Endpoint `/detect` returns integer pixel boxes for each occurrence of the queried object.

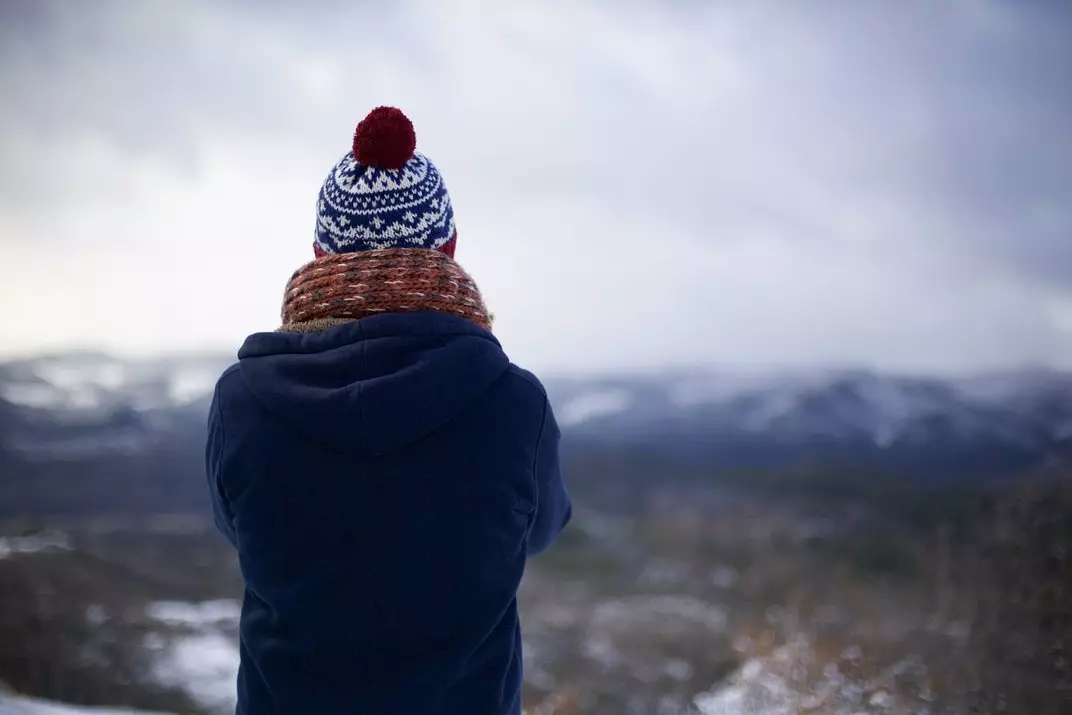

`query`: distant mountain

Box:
[545,368,1072,478]
[0,350,226,412]
[0,353,229,518]
[0,353,1070,517]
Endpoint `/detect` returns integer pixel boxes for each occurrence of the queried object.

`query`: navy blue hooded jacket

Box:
[205,313,571,715]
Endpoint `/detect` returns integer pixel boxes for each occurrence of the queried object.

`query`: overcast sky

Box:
[1,0,1070,374]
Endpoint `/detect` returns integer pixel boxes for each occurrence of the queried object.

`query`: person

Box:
[205,107,572,715]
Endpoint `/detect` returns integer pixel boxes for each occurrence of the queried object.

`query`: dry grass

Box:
[968,473,1072,714]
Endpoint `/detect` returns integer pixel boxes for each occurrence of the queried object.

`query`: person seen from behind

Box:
[205,107,572,715]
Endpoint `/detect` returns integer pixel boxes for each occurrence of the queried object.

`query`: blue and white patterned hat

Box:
[314,107,456,255]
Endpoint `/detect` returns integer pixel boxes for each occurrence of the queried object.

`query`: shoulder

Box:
[213,363,244,397]
[493,365,555,437]
[502,364,549,403]
[211,363,250,414]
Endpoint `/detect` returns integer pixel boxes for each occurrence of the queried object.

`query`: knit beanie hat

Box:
[314,107,457,256]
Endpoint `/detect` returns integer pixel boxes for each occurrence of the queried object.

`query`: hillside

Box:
[1,353,1070,517]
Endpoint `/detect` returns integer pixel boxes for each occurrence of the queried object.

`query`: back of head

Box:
[283,106,489,332]
[314,106,458,259]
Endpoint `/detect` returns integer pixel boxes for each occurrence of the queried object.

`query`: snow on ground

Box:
[0,694,170,715]
[145,600,240,628]
[142,601,240,715]
[695,659,798,715]
[0,382,69,410]
[0,532,71,560]
[0,601,240,715]
[556,389,633,426]
[147,632,237,715]
[47,596,953,715]
[694,637,937,715]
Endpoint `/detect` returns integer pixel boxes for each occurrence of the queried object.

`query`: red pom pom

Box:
[352,107,417,170]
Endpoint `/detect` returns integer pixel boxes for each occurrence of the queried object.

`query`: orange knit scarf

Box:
[281,249,492,333]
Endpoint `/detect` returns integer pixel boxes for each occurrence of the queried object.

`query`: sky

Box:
[0,0,1070,375]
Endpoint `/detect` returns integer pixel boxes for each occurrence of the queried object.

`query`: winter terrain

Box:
[1,352,1070,479]
[0,694,167,715]
[1,351,1068,713]
[0,507,984,715]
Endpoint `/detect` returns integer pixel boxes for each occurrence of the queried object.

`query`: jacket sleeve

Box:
[206,384,238,549]
[527,397,572,556]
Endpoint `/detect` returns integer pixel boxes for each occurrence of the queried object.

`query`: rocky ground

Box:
[2,480,1060,714]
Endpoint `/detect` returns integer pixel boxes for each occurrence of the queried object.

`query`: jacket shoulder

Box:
[212,363,245,403]
[494,366,553,444]
[503,364,549,403]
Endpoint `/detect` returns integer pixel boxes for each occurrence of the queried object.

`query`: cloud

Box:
[0,0,1070,372]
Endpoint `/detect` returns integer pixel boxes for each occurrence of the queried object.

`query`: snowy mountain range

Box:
[548,367,1072,447]
[0,352,1070,494]
[0,351,224,415]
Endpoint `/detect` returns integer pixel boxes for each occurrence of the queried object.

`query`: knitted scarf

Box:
[280,248,492,334]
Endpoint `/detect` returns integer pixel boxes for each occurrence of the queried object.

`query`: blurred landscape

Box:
[3,1,1072,713]
[1,353,1070,714]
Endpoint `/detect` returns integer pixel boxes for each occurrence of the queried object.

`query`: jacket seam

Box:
[529,396,549,518]
[211,381,230,509]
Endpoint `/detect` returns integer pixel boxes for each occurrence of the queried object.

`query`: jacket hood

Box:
[237,313,510,457]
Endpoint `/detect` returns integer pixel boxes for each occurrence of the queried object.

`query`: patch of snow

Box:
[557,389,633,427]
[0,532,71,560]
[665,368,1049,449]
[29,361,128,410]
[850,377,946,441]
[694,657,797,715]
[737,384,807,433]
[869,690,893,708]
[166,367,220,405]
[85,605,108,627]
[581,634,621,668]
[0,694,171,715]
[0,382,65,410]
[740,372,957,446]
[143,601,240,715]
[664,658,693,682]
[711,566,739,589]
[1,355,230,413]
[148,632,238,715]
[33,360,126,392]
[696,639,935,715]
[146,600,241,628]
